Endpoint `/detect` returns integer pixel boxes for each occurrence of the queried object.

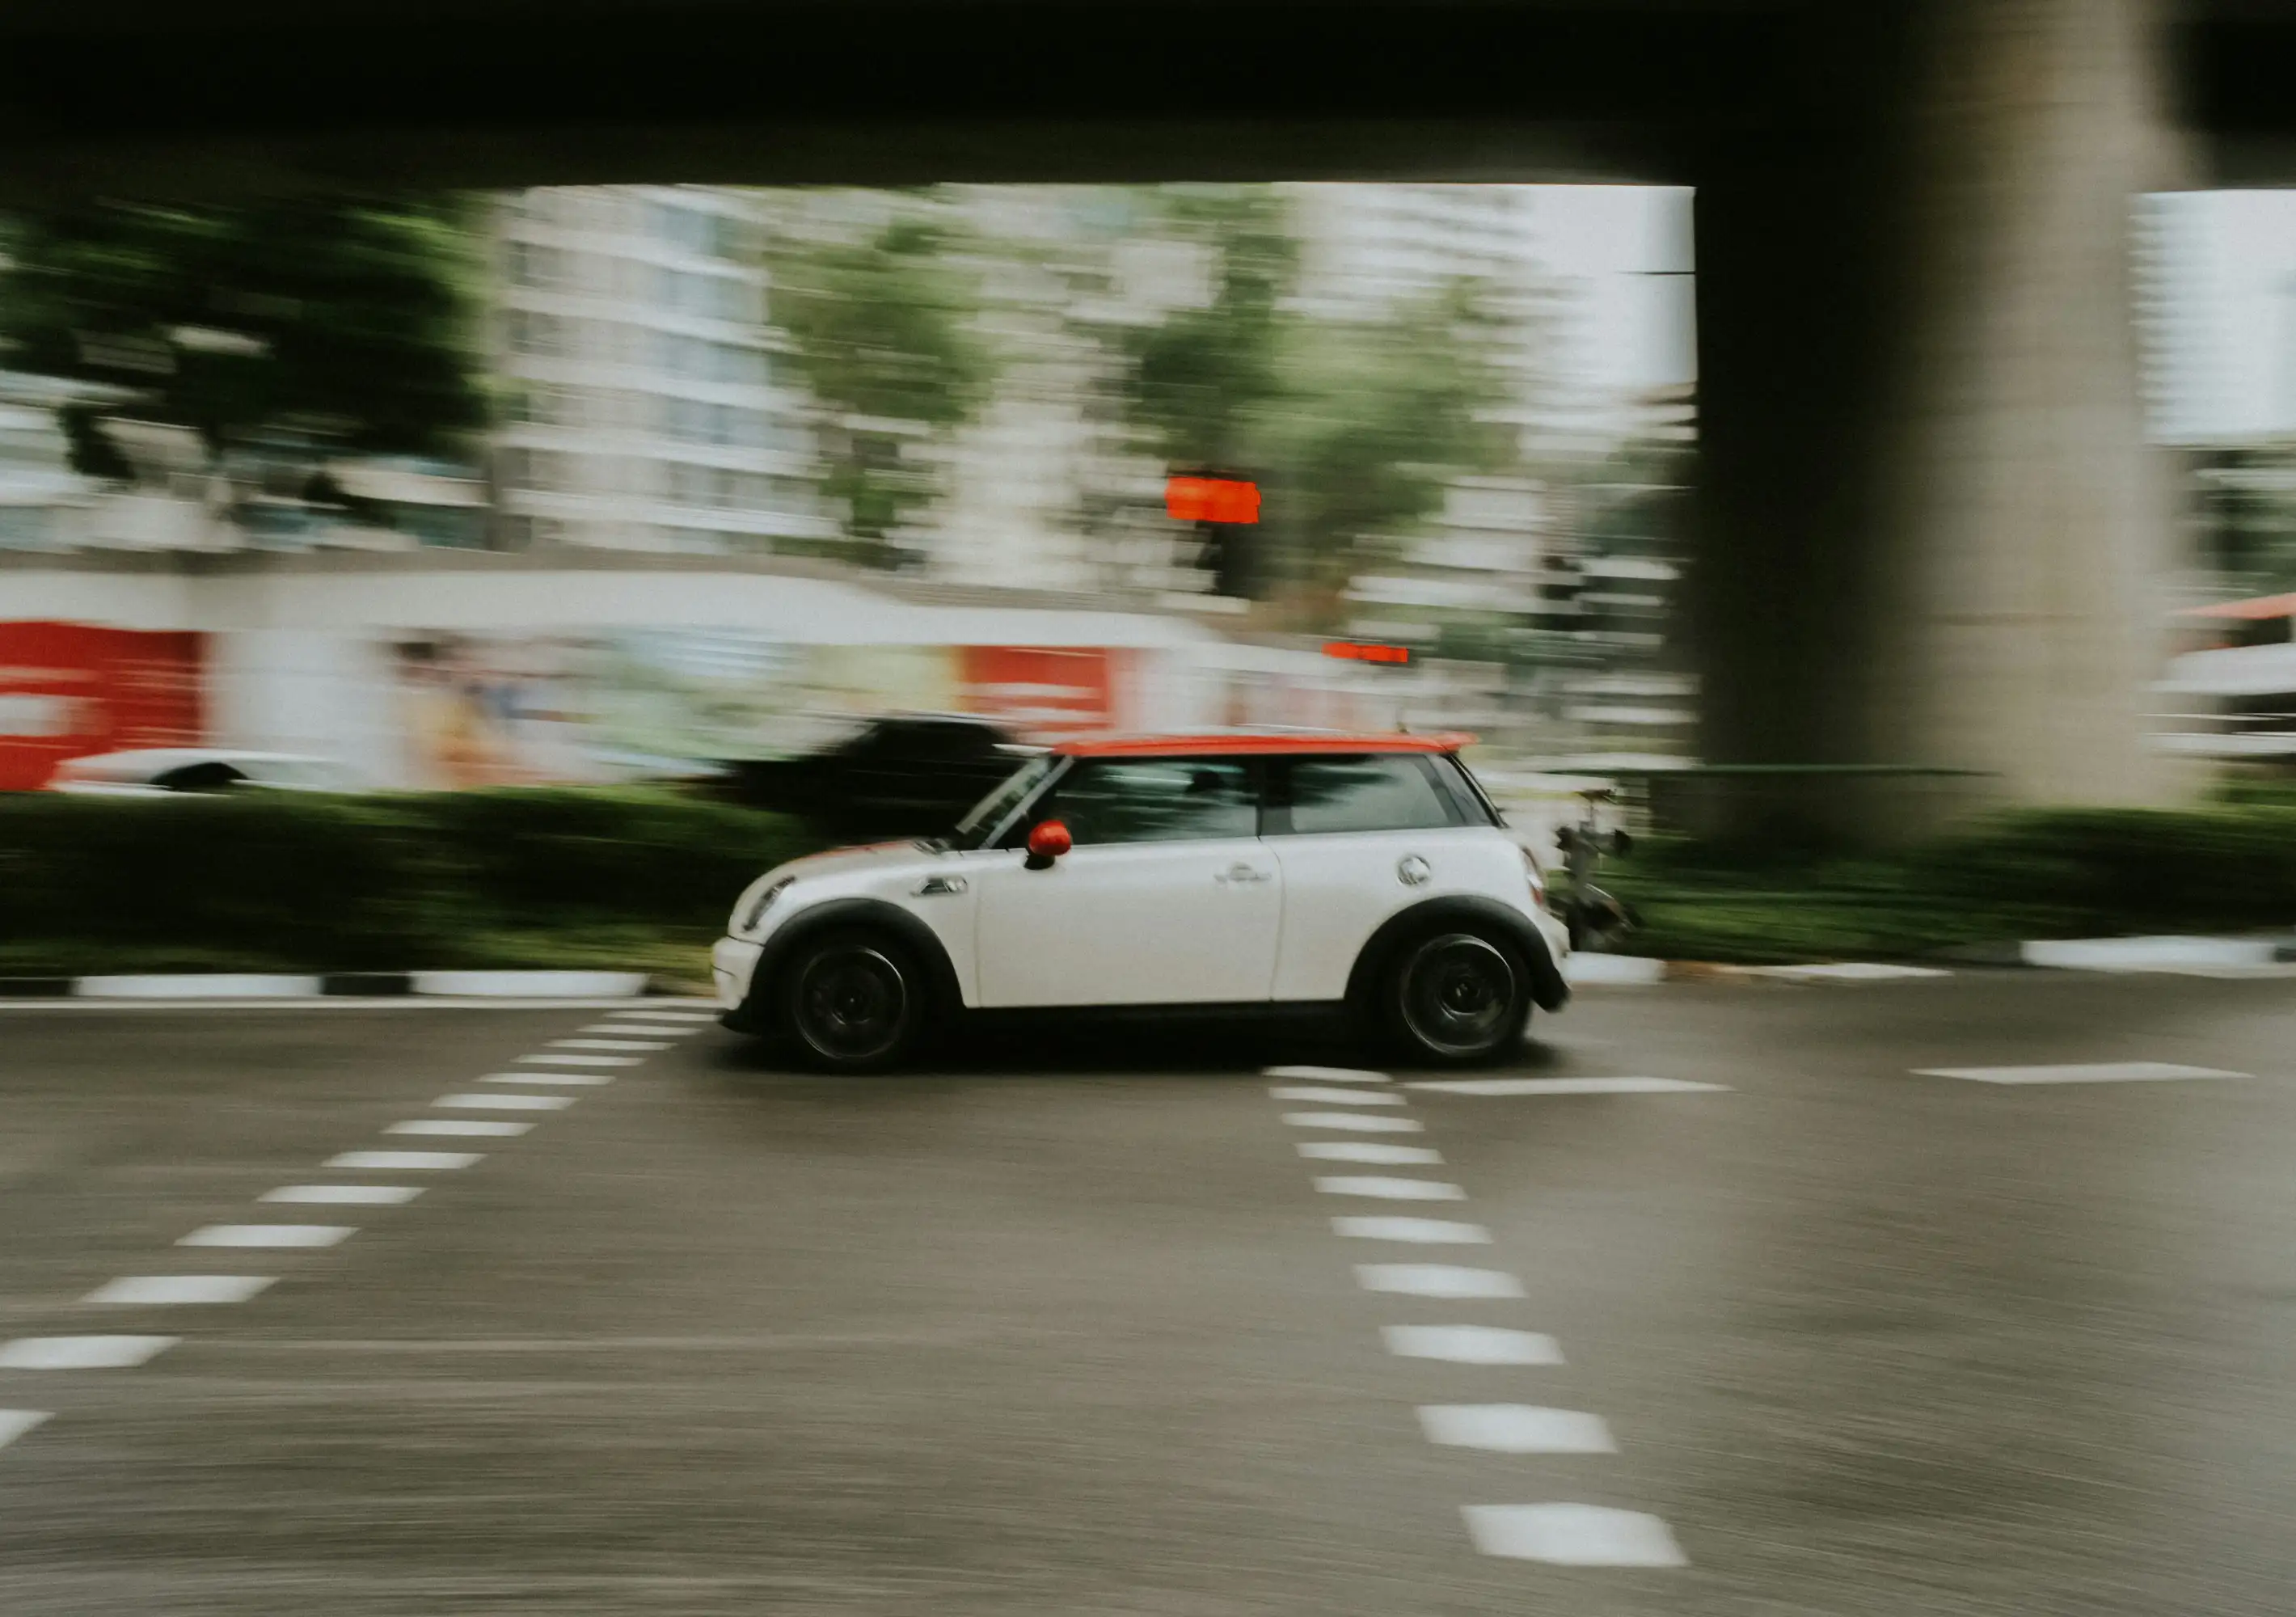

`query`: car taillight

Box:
[1520,845,1548,910]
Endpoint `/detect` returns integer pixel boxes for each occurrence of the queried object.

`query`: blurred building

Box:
[492,186,830,555]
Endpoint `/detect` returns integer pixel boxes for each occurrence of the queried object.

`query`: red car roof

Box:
[1054,732,1476,758]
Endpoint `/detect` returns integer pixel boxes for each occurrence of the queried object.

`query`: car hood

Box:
[777,839,942,882]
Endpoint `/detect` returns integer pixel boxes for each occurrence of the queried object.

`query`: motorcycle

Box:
[1552,788,1640,952]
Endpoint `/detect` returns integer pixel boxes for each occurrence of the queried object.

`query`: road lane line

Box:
[1281,1112,1424,1134]
[1912,1062,2248,1084]
[179,1225,353,1249]
[1297,1142,1443,1164]
[0,1336,178,1369]
[386,1120,532,1138]
[1263,1065,1391,1083]
[84,1276,274,1306]
[1420,1405,1617,1454]
[0,1410,49,1447]
[1314,1176,1467,1201]
[327,1150,483,1170]
[1408,1076,1730,1096]
[1462,1504,1686,1567]
[1334,1217,1491,1244]
[1356,1264,1523,1298]
[260,1185,422,1205]
[547,1037,672,1052]
[1268,1085,1408,1106]
[481,1070,614,1086]
[1383,1325,1564,1365]
[436,1092,575,1111]
[514,1053,640,1067]
[577,1022,699,1036]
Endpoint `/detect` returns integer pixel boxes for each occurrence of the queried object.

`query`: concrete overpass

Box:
[8,0,2296,830]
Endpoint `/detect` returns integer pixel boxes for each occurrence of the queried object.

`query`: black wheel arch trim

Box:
[1345,895,1570,1014]
[725,897,964,1032]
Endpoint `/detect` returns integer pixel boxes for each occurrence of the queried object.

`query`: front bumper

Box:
[711,935,764,1022]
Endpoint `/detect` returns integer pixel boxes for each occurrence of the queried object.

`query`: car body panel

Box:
[972,835,1282,1007]
[1268,825,1552,1001]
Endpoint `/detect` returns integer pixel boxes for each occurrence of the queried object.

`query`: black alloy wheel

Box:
[1391,931,1529,1064]
[782,933,919,1070]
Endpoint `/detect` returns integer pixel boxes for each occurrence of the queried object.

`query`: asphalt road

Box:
[3,973,2294,1615]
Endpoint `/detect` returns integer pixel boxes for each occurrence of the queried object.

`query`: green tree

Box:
[0,192,489,510]
[763,209,994,568]
[1108,188,1516,628]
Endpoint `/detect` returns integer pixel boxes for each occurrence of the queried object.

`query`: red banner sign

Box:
[0,621,207,790]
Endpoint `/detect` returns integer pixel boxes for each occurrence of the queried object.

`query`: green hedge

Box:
[0,789,823,975]
[1607,805,2296,964]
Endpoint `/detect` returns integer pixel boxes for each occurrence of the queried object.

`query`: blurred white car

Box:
[714,730,1572,1070]
[49,749,363,796]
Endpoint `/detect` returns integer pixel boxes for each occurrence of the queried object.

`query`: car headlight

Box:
[736,876,796,936]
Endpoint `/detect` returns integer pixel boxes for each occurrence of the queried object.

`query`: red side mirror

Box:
[1024,818,1072,868]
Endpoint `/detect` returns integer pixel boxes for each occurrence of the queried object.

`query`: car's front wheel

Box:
[1383,929,1530,1066]
[776,929,926,1072]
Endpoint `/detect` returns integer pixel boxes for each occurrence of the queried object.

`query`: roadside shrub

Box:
[0,789,821,972]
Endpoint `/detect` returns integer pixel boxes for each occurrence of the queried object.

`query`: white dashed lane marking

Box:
[603,1010,717,1024]
[1333,1217,1492,1244]
[576,1022,699,1036]
[1462,1504,1687,1567]
[1420,1404,1618,1454]
[1269,1085,1408,1106]
[179,1225,353,1249]
[1314,1176,1466,1201]
[1913,1062,2248,1085]
[386,1119,532,1138]
[548,1038,672,1052]
[327,1150,483,1170]
[1263,1066,1391,1084]
[0,1336,178,1370]
[436,1091,576,1112]
[1281,1112,1424,1134]
[1383,1324,1564,1365]
[1356,1264,1524,1299]
[1408,1076,1730,1096]
[260,1184,422,1205]
[84,1276,274,1306]
[514,1053,640,1067]
[482,1070,615,1085]
[1298,1142,1443,1164]
[0,1411,49,1448]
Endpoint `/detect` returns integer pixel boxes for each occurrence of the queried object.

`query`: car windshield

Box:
[943,753,1060,850]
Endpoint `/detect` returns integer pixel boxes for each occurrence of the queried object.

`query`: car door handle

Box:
[1218,863,1272,884]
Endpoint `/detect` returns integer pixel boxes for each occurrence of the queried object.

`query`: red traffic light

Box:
[1167,476,1260,525]
[1323,641,1412,665]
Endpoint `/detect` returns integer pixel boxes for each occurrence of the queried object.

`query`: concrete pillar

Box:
[1689,0,2193,836]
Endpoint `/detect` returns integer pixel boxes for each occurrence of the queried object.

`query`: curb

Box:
[0,970,659,1000]
[1566,935,2296,986]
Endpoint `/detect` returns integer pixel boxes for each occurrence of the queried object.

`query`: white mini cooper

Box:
[713,732,1571,1069]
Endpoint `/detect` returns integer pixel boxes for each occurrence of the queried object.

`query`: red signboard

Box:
[0,621,207,790]
[959,646,1113,741]
[1166,476,1260,526]
[1323,640,1412,665]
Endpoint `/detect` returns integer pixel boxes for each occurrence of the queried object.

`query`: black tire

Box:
[1382,927,1532,1066]
[775,927,927,1072]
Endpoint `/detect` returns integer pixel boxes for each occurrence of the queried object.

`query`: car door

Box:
[973,755,1281,1007]
[1264,752,1513,1001]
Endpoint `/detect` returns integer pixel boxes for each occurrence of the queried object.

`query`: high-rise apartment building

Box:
[492,186,829,555]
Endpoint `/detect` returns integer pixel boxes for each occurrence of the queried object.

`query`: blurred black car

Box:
[718,713,1037,838]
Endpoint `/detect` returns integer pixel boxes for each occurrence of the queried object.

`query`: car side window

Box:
[1273,755,1462,835]
[1032,758,1258,846]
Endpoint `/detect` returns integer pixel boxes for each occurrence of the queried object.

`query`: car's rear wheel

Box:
[1384,929,1530,1066]
[777,929,925,1072]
